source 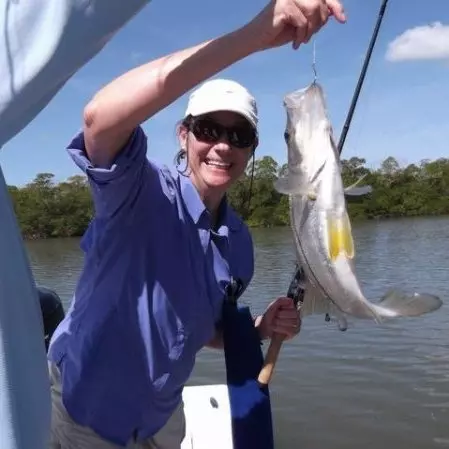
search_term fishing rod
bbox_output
[338,0,389,153]
[258,0,390,387]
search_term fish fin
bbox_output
[300,282,330,316]
[373,289,443,318]
[329,305,349,331]
[344,173,367,187]
[344,174,373,197]
[326,212,355,261]
[274,176,312,197]
[301,284,349,331]
[344,185,373,196]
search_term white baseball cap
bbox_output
[184,78,258,130]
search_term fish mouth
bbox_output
[283,86,310,109]
[283,83,328,121]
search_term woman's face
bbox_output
[178,111,257,200]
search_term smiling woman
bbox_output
[48,73,301,449]
[175,79,259,219]
[47,41,300,449]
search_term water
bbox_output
[26,216,449,448]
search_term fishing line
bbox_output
[312,41,317,83]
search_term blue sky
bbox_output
[1,0,449,186]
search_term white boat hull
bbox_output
[182,384,233,449]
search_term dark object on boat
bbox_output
[37,286,65,352]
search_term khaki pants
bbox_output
[48,362,186,449]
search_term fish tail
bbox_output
[373,289,443,318]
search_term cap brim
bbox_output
[187,102,257,130]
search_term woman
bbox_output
[48,0,346,447]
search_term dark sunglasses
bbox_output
[187,117,257,149]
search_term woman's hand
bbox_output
[242,0,346,52]
[255,296,302,341]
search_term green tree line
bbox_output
[7,156,449,239]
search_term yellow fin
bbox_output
[327,213,355,261]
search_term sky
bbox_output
[1,0,449,187]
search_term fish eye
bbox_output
[284,131,290,142]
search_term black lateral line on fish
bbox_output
[329,135,339,159]
[291,214,340,311]
[284,0,391,310]
[308,160,326,187]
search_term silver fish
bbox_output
[275,82,443,330]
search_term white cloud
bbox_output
[386,22,449,62]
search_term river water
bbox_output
[26,216,449,449]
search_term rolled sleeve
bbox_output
[67,126,149,219]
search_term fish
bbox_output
[275,82,443,330]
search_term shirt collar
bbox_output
[178,173,242,233]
